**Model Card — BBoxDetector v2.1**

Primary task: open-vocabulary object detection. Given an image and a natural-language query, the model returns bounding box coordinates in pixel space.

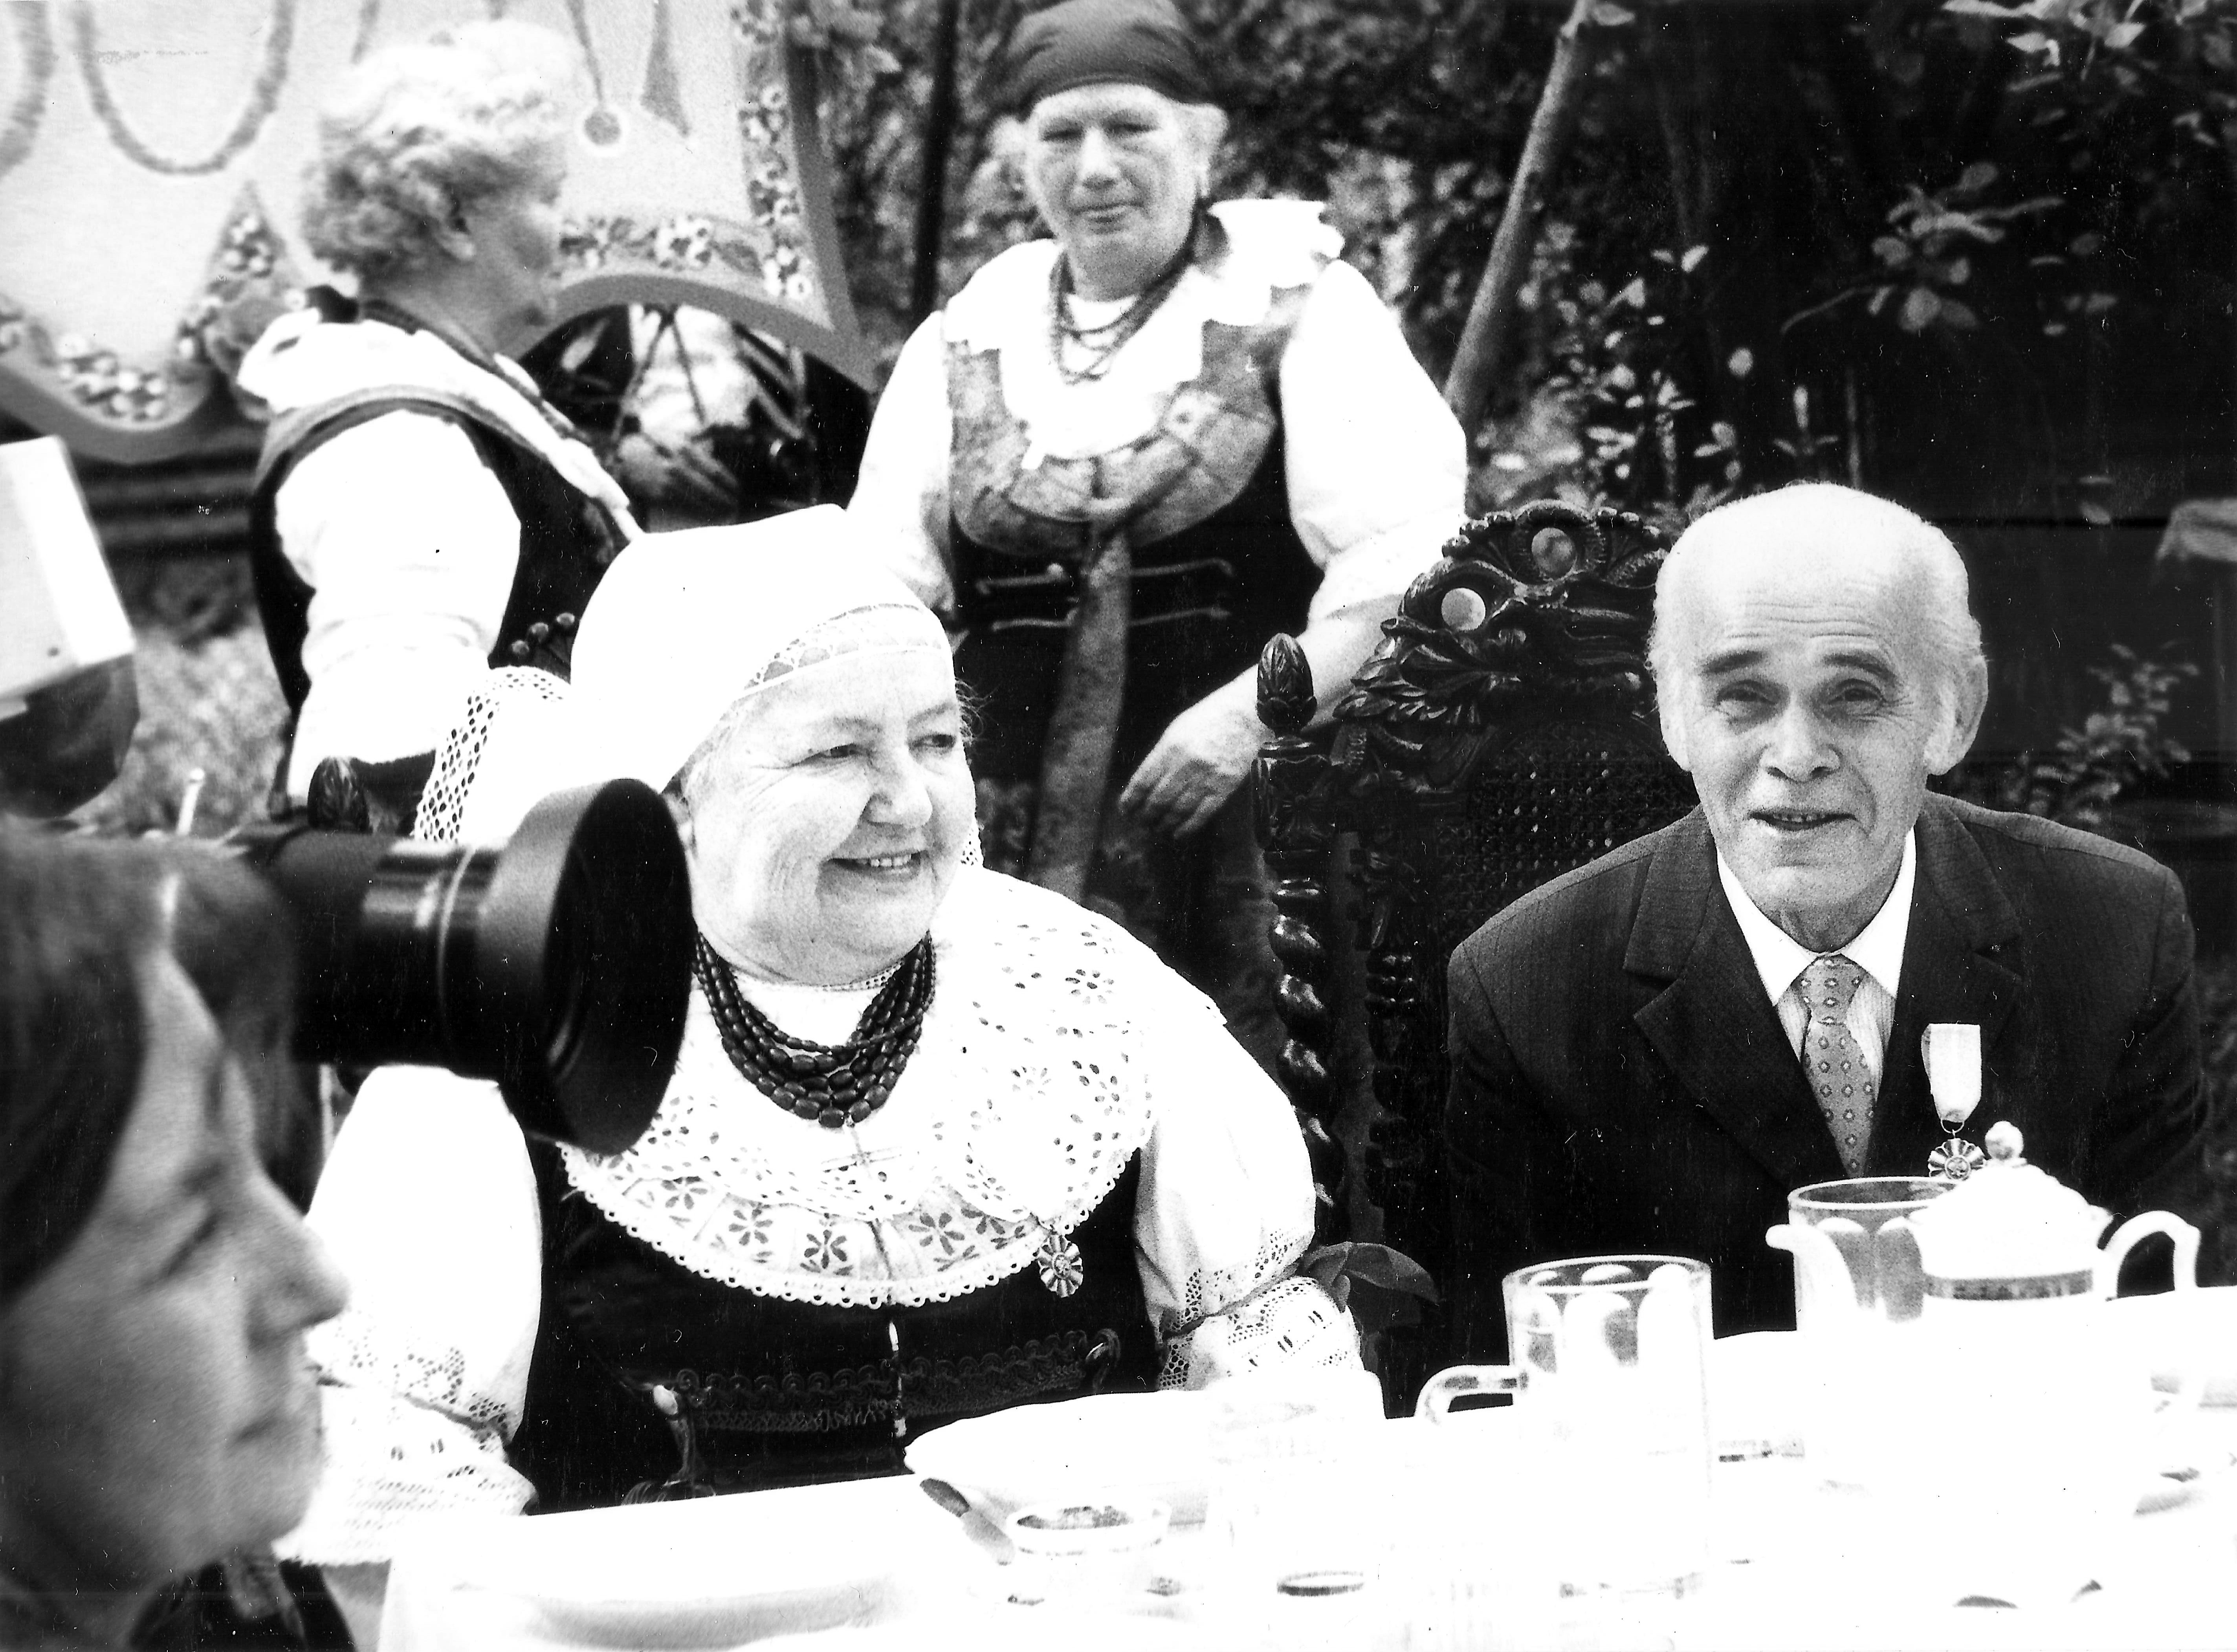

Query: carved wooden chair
[1253,499,1698,1386]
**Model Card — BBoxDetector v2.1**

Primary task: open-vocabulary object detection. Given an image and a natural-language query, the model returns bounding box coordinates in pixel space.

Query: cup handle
[2097,1211,2204,1411]
[1415,1364,1522,1422]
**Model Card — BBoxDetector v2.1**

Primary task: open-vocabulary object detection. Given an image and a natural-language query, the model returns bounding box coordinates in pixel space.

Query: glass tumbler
[1417,1255,1714,1602]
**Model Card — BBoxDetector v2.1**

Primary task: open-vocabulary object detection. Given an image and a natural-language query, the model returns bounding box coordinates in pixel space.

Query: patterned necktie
[1799,953,1876,1176]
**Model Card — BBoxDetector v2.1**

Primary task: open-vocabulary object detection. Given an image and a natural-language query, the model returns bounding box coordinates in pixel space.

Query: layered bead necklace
[694,935,935,1129]
[1047,226,1200,385]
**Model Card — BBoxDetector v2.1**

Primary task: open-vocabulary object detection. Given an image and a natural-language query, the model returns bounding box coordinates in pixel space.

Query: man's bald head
[1650,483,1987,773]
[1647,483,1991,950]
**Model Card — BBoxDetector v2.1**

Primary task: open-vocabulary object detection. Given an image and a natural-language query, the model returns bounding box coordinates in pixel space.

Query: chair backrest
[1254,499,1697,1285]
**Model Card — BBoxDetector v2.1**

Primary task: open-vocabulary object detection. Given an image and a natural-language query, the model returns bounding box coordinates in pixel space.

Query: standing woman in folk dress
[240,22,638,830]
[848,0,1466,1058]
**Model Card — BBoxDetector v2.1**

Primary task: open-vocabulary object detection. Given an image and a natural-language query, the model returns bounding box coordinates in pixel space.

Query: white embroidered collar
[559,869,1155,1310]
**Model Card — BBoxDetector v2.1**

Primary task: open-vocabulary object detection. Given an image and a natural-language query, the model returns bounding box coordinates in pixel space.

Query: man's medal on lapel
[1922,1022,1985,1180]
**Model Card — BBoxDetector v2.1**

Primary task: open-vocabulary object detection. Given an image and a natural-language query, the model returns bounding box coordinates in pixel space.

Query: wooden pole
[1442,0,1612,439]
[909,0,967,324]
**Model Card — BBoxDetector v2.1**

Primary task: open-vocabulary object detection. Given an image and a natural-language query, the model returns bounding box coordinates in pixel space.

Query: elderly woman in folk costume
[282,508,1360,1642]
[239,22,638,828]
[848,0,1466,1057]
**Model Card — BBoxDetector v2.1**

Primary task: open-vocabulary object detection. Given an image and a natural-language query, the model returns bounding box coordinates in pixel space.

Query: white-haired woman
[848,0,1465,1057]
[238,20,637,828]
[282,509,1361,1641]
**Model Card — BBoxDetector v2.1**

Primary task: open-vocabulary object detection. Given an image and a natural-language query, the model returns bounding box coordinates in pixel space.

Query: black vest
[248,336,625,715]
[944,287,1324,784]
[509,1141,1160,1509]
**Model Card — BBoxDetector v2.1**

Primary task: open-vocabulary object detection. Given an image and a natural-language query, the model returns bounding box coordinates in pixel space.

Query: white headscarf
[417,507,951,844]
[570,505,949,792]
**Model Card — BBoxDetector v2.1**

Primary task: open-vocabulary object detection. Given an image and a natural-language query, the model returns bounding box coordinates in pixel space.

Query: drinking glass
[1417,1255,1714,1602]
[1764,1176,1949,1486]
[1769,1176,1948,1328]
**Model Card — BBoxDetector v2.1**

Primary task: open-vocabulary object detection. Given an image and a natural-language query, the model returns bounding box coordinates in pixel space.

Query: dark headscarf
[990,0,1216,117]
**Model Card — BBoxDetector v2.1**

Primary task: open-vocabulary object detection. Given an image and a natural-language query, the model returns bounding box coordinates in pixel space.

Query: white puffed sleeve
[1280,259,1467,622]
[278,412,521,797]
[846,314,957,613]
[1129,976,1361,1388]
[279,1067,543,1564]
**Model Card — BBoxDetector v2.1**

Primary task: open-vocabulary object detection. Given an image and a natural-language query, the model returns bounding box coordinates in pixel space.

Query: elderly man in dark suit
[1445,482,2208,1355]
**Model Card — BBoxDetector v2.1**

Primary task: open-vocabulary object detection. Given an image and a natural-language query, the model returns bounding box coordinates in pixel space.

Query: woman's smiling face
[680,647,975,985]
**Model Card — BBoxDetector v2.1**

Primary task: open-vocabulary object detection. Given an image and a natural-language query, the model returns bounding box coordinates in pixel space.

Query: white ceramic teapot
[1894,1124,2204,1605]
[1903,1121,2200,1318]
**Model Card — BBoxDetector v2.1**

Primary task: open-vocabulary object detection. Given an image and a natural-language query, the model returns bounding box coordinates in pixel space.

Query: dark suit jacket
[1444,794,2207,1359]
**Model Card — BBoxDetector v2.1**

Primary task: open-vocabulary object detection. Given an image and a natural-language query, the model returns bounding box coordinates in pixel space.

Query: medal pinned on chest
[1034,1222,1085,1297]
[1922,1023,1986,1180]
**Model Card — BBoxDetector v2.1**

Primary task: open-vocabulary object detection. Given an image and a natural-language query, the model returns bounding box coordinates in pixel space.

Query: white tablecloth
[376,1407,2237,1652]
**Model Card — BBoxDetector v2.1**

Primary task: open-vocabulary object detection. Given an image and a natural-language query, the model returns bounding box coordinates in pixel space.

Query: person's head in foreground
[1650,482,1990,953]
[570,509,971,988]
[0,834,347,1648]
[992,0,1229,302]
[299,19,581,347]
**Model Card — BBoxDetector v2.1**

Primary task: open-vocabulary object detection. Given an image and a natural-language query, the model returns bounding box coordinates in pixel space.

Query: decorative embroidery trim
[313,1313,518,1437]
[654,1330,1096,1432]
[750,605,947,689]
[1173,1233,1315,1336]
[414,668,570,846]
[559,872,1156,1310]
[1156,1274,1357,1390]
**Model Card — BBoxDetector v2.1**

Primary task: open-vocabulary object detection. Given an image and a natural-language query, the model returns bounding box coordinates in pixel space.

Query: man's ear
[1656,680,1692,772]
[1926,658,1989,773]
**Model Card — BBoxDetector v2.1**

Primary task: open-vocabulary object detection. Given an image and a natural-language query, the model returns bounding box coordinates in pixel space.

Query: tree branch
[1442,0,1616,438]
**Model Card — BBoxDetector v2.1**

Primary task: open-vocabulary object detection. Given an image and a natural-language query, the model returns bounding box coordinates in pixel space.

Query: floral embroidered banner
[0,0,869,465]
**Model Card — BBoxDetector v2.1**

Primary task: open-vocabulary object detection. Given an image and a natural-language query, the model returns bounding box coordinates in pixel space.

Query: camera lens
[229,780,691,1154]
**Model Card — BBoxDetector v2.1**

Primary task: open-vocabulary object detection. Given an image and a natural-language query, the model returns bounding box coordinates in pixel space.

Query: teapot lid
[1904,1124,2109,1280]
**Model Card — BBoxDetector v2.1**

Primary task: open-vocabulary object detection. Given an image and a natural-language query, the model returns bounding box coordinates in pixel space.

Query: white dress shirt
[1715,831,1917,1080]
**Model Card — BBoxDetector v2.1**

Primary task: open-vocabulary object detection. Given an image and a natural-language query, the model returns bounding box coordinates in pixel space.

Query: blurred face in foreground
[1658,525,1979,952]
[0,950,348,1611]
[683,647,976,986]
